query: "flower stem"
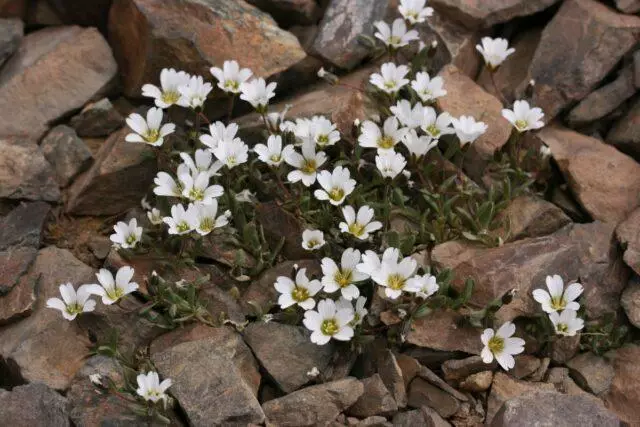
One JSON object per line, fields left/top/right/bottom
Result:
{"left": 226, "top": 95, "right": 236, "bottom": 124}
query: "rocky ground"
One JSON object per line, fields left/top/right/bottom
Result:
{"left": 1, "top": 0, "right": 640, "bottom": 426}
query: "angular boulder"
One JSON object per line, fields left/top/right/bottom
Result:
{"left": 430, "top": 0, "right": 560, "bottom": 29}
{"left": 0, "top": 382, "right": 69, "bottom": 426}
{"left": 487, "top": 372, "right": 556, "bottom": 424}
{"left": 40, "top": 125, "right": 93, "bottom": 187}
{"left": 616, "top": 207, "right": 640, "bottom": 275}
{"left": 69, "top": 98, "right": 124, "bottom": 138}
{"left": 607, "top": 97, "right": 640, "bottom": 160}
{"left": 0, "top": 201, "right": 50, "bottom": 251}
{"left": 0, "top": 17, "right": 22, "bottom": 67}
{"left": 491, "top": 195, "right": 571, "bottom": 242}
{"left": 603, "top": 345, "right": 640, "bottom": 425}
{"left": 406, "top": 309, "right": 483, "bottom": 355}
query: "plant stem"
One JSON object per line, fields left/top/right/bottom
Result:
{"left": 226, "top": 95, "right": 235, "bottom": 124}
{"left": 489, "top": 70, "right": 508, "bottom": 105}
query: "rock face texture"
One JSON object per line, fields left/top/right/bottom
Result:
{"left": 108, "top": 0, "right": 305, "bottom": 96}
{"left": 431, "top": 0, "right": 560, "bottom": 29}
{"left": 0, "top": 383, "right": 70, "bottom": 427}
{"left": 0, "top": 140, "right": 60, "bottom": 202}
{"left": 0, "top": 17, "right": 22, "bottom": 67}
{"left": 607, "top": 97, "right": 640, "bottom": 160}
{"left": 617, "top": 208, "right": 640, "bottom": 275}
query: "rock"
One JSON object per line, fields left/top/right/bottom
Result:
{"left": 529, "top": 357, "right": 550, "bottom": 382}
{"left": 431, "top": 222, "right": 629, "bottom": 323}
{"left": 567, "top": 65, "right": 636, "bottom": 127}
{"left": 617, "top": 207, "right": 640, "bottom": 276}
{"left": 545, "top": 367, "right": 595, "bottom": 398}
{"left": 69, "top": 98, "right": 124, "bottom": 138}
{"left": 66, "top": 128, "right": 157, "bottom": 215}
{"left": 566, "top": 352, "right": 615, "bottom": 396}
{"left": 621, "top": 278, "right": 640, "bottom": 328}
{"left": 0, "top": 18, "right": 22, "bottom": 67}
{"left": 430, "top": 0, "right": 559, "bottom": 29}
{"left": 199, "top": 285, "right": 246, "bottom": 324}
{"left": 520, "top": 0, "right": 640, "bottom": 120}
{"left": 416, "top": 365, "right": 468, "bottom": 402}
{"left": 615, "top": 0, "right": 640, "bottom": 14}
{"left": 549, "top": 335, "right": 580, "bottom": 364}
{"left": 491, "top": 195, "right": 571, "bottom": 242}
{"left": 0, "top": 382, "right": 69, "bottom": 426}
{"left": 459, "top": 371, "right": 493, "bottom": 392}
{"left": 0, "top": 252, "right": 37, "bottom": 325}
{"left": 109, "top": 0, "right": 305, "bottom": 97}
{"left": 0, "top": 26, "right": 117, "bottom": 138}
{"left": 0, "top": 140, "right": 60, "bottom": 202}
{"left": 246, "top": 0, "right": 321, "bottom": 27}
{"left": 356, "top": 416, "right": 392, "bottom": 427}
{"left": 151, "top": 324, "right": 264, "bottom": 426}
{"left": 255, "top": 201, "right": 309, "bottom": 260}
{"left": 243, "top": 321, "right": 335, "bottom": 393}
{"left": 45, "top": 0, "right": 112, "bottom": 31}
{"left": 512, "top": 355, "right": 541, "bottom": 380}
{"left": 436, "top": 64, "right": 512, "bottom": 180}
{"left": 442, "top": 356, "right": 496, "bottom": 383}
{"left": 40, "top": 125, "right": 93, "bottom": 188}
{"left": 376, "top": 349, "right": 408, "bottom": 409}
{"left": 406, "top": 309, "right": 483, "bottom": 355}
{"left": 0, "top": 246, "right": 36, "bottom": 295}
{"left": 487, "top": 372, "right": 556, "bottom": 424}
{"left": 395, "top": 353, "right": 421, "bottom": 389}
{"left": 603, "top": 345, "right": 640, "bottom": 424}
{"left": 407, "top": 377, "right": 460, "bottom": 418}
{"left": 348, "top": 374, "right": 398, "bottom": 418}
{"left": 538, "top": 126, "right": 640, "bottom": 223}
{"left": 263, "top": 378, "right": 363, "bottom": 426}
{"left": 607, "top": 97, "right": 640, "bottom": 160}
{"left": 0, "top": 201, "right": 50, "bottom": 251}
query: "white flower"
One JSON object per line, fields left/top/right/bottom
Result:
{"left": 390, "top": 100, "right": 425, "bottom": 129}
{"left": 451, "top": 116, "right": 488, "bottom": 146}
{"left": 240, "top": 78, "right": 277, "bottom": 110}
{"left": 339, "top": 205, "right": 383, "bottom": 240}
{"left": 352, "top": 296, "right": 368, "bottom": 326}
{"left": 356, "top": 248, "right": 401, "bottom": 277}
{"left": 480, "top": 322, "right": 525, "bottom": 371}
{"left": 549, "top": 309, "right": 584, "bottom": 337}
{"left": 85, "top": 266, "right": 139, "bottom": 305}
{"left": 179, "top": 170, "right": 224, "bottom": 204}
{"left": 285, "top": 117, "right": 312, "bottom": 145}
{"left": 411, "top": 72, "right": 447, "bottom": 103}
{"left": 303, "top": 298, "right": 355, "bottom": 345}
{"left": 200, "top": 122, "right": 239, "bottom": 151}
{"left": 476, "top": 37, "right": 515, "bottom": 70}
{"left": 539, "top": 145, "right": 551, "bottom": 158}
{"left": 532, "top": 275, "right": 583, "bottom": 314}
{"left": 267, "top": 104, "right": 292, "bottom": 132}
{"left": 399, "top": 0, "right": 434, "bottom": 24}
{"left": 180, "top": 149, "right": 223, "bottom": 177}
{"left": 110, "top": 218, "right": 142, "bottom": 249}
{"left": 163, "top": 204, "right": 197, "bottom": 235}
{"left": 314, "top": 166, "right": 356, "bottom": 206}
{"left": 403, "top": 129, "right": 438, "bottom": 158}
{"left": 421, "top": 108, "right": 454, "bottom": 140}
{"left": 321, "top": 248, "right": 368, "bottom": 300}
{"left": 210, "top": 60, "right": 252, "bottom": 94}
{"left": 192, "top": 201, "right": 230, "bottom": 235}
{"left": 406, "top": 274, "right": 439, "bottom": 299}
{"left": 89, "top": 373, "right": 103, "bottom": 386}
{"left": 370, "top": 249, "right": 418, "bottom": 299}
{"left": 309, "top": 116, "right": 340, "bottom": 147}
{"left": 307, "top": 367, "right": 320, "bottom": 377}
{"left": 178, "top": 75, "right": 213, "bottom": 109}
{"left": 274, "top": 268, "right": 322, "bottom": 310}
{"left": 370, "top": 63, "right": 410, "bottom": 94}
{"left": 302, "top": 229, "right": 326, "bottom": 251}
{"left": 147, "top": 208, "right": 163, "bottom": 225}
{"left": 254, "top": 135, "right": 286, "bottom": 167}
{"left": 46, "top": 283, "right": 96, "bottom": 321}
{"left": 153, "top": 171, "right": 182, "bottom": 198}
{"left": 142, "top": 68, "right": 191, "bottom": 109}
{"left": 125, "top": 108, "right": 175, "bottom": 147}
{"left": 376, "top": 151, "right": 407, "bottom": 179}
{"left": 374, "top": 18, "right": 419, "bottom": 49}
{"left": 136, "top": 372, "right": 172, "bottom": 404}
{"left": 358, "top": 116, "right": 408, "bottom": 153}
{"left": 285, "top": 141, "right": 328, "bottom": 187}
{"left": 501, "top": 100, "right": 545, "bottom": 132}
{"left": 212, "top": 137, "right": 249, "bottom": 169}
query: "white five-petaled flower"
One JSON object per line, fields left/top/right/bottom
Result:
{"left": 399, "top": 0, "right": 434, "bottom": 24}
{"left": 390, "top": 100, "right": 425, "bottom": 129}
{"left": 314, "top": 166, "right": 356, "bottom": 206}
{"left": 180, "top": 149, "right": 223, "bottom": 178}
{"left": 274, "top": 268, "right": 322, "bottom": 310}
{"left": 476, "top": 37, "right": 515, "bottom": 70}
{"left": 212, "top": 137, "right": 249, "bottom": 169}
{"left": 407, "top": 274, "right": 439, "bottom": 299}
{"left": 210, "top": 60, "right": 253, "bottom": 94}
{"left": 110, "top": 218, "right": 143, "bottom": 249}
{"left": 370, "top": 63, "right": 410, "bottom": 94}
{"left": 356, "top": 247, "right": 401, "bottom": 278}
{"left": 178, "top": 75, "right": 212, "bottom": 109}
{"left": 411, "top": 72, "right": 447, "bottom": 103}
{"left": 532, "top": 275, "right": 583, "bottom": 314}
{"left": 192, "top": 201, "right": 230, "bottom": 236}
{"left": 85, "top": 266, "right": 139, "bottom": 305}
{"left": 358, "top": 116, "right": 408, "bottom": 153}
{"left": 136, "top": 372, "right": 172, "bottom": 404}
{"left": 46, "top": 283, "right": 96, "bottom": 321}
{"left": 309, "top": 116, "right": 341, "bottom": 147}
{"left": 142, "top": 68, "right": 191, "bottom": 109}
{"left": 403, "top": 129, "right": 439, "bottom": 158}
{"left": 549, "top": 309, "right": 584, "bottom": 337}
{"left": 421, "top": 108, "right": 454, "bottom": 140}
{"left": 339, "top": 205, "right": 383, "bottom": 240}
{"left": 370, "top": 249, "right": 418, "bottom": 299}
{"left": 147, "top": 208, "right": 163, "bottom": 225}
{"left": 302, "top": 229, "right": 326, "bottom": 251}
{"left": 200, "top": 122, "right": 239, "bottom": 151}
{"left": 303, "top": 298, "right": 355, "bottom": 345}
{"left": 125, "top": 108, "right": 175, "bottom": 147}
{"left": 351, "top": 296, "right": 368, "bottom": 326}
{"left": 163, "top": 204, "right": 197, "bottom": 235}
{"left": 285, "top": 141, "right": 328, "bottom": 187}
{"left": 451, "top": 115, "right": 488, "bottom": 146}
{"left": 321, "top": 248, "right": 368, "bottom": 300}
{"left": 153, "top": 168, "right": 186, "bottom": 198}
{"left": 254, "top": 135, "right": 287, "bottom": 167}
{"left": 376, "top": 151, "right": 407, "bottom": 179}
{"left": 501, "top": 100, "right": 545, "bottom": 132}
{"left": 179, "top": 170, "right": 224, "bottom": 204}
{"left": 267, "top": 104, "right": 292, "bottom": 133}
{"left": 240, "top": 78, "right": 277, "bottom": 111}
{"left": 480, "top": 322, "right": 525, "bottom": 371}
{"left": 374, "top": 18, "right": 419, "bottom": 49}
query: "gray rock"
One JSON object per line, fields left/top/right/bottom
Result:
{"left": 617, "top": 206, "right": 640, "bottom": 276}
{"left": 0, "top": 201, "right": 50, "bottom": 251}
{"left": 488, "top": 373, "right": 556, "bottom": 424}
{"left": 312, "top": 0, "right": 387, "bottom": 69}
{"left": 0, "top": 18, "right": 22, "bottom": 67}
{"left": 442, "top": 356, "right": 495, "bottom": 383}
{"left": 549, "top": 335, "right": 580, "bottom": 364}
{"left": 615, "top": 0, "right": 640, "bottom": 14}
{"left": 621, "top": 277, "right": 640, "bottom": 328}
{"left": 262, "top": 378, "right": 364, "bottom": 426}
{"left": 430, "top": 0, "right": 559, "bottom": 29}
{"left": 407, "top": 377, "right": 460, "bottom": 418}
{"left": 512, "top": 355, "right": 541, "bottom": 380}
{"left": 347, "top": 374, "right": 398, "bottom": 418}
{"left": 69, "top": 98, "right": 124, "bottom": 137}
{"left": 567, "top": 352, "right": 615, "bottom": 396}
{"left": 392, "top": 408, "right": 451, "bottom": 427}
{"left": 607, "top": 97, "right": 640, "bottom": 160}
{"left": 545, "top": 367, "right": 600, "bottom": 399}
{"left": 0, "top": 246, "right": 36, "bottom": 295}
{"left": 377, "top": 349, "right": 408, "bottom": 409}
{"left": 0, "top": 382, "right": 69, "bottom": 426}
{"left": 41, "top": 125, "right": 93, "bottom": 187}
{"left": 417, "top": 365, "right": 467, "bottom": 402}
{"left": 0, "top": 254, "right": 36, "bottom": 325}
{"left": 356, "top": 415, "right": 393, "bottom": 427}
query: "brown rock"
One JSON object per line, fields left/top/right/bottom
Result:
{"left": 199, "top": 285, "right": 245, "bottom": 324}
{"left": 512, "top": 355, "right": 541, "bottom": 380}
{"left": 0, "top": 0, "right": 27, "bottom": 19}
{"left": 392, "top": 409, "right": 450, "bottom": 427}
{"left": 430, "top": 0, "right": 559, "bottom": 29}
{"left": 407, "top": 309, "right": 484, "bottom": 355}
{"left": 567, "top": 352, "right": 615, "bottom": 396}
{"left": 603, "top": 345, "right": 640, "bottom": 424}
{"left": 246, "top": 0, "right": 321, "bottom": 27}
{"left": 109, "top": 0, "right": 305, "bottom": 96}
{"left": 0, "top": 382, "right": 70, "bottom": 426}
{"left": 407, "top": 377, "right": 460, "bottom": 418}
{"left": 69, "top": 98, "right": 124, "bottom": 138}
{"left": 528, "top": 357, "right": 550, "bottom": 382}
{"left": 40, "top": 125, "right": 93, "bottom": 187}
{"left": 545, "top": 367, "right": 597, "bottom": 398}
{"left": 538, "top": 126, "right": 640, "bottom": 223}
{"left": 617, "top": 206, "right": 640, "bottom": 277}
{"left": 0, "top": 140, "right": 60, "bottom": 202}
{"left": 0, "top": 246, "right": 36, "bottom": 295}
{"left": 607, "top": 97, "right": 640, "bottom": 160}
{"left": 615, "top": 0, "right": 640, "bottom": 14}
{"left": 521, "top": 0, "right": 640, "bottom": 119}
{"left": 347, "top": 374, "right": 398, "bottom": 418}
{"left": 376, "top": 349, "right": 408, "bottom": 409}
{"left": 487, "top": 372, "right": 555, "bottom": 424}
{"left": 0, "top": 18, "right": 22, "bottom": 67}
{"left": 442, "top": 356, "right": 496, "bottom": 383}
{"left": 255, "top": 201, "right": 309, "bottom": 260}
{"left": 395, "top": 353, "right": 421, "bottom": 389}
{"left": 417, "top": 365, "right": 468, "bottom": 402}
{"left": 0, "top": 201, "right": 50, "bottom": 251}
{"left": 0, "top": 26, "right": 117, "bottom": 138}
{"left": 621, "top": 277, "right": 640, "bottom": 328}
{"left": 459, "top": 371, "right": 493, "bottom": 392}
{"left": 0, "top": 254, "right": 37, "bottom": 325}
{"left": 549, "top": 335, "right": 581, "bottom": 364}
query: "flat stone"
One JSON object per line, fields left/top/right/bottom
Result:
{"left": 376, "top": 349, "right": 408, "bottom": 409}
{"left": 255, "top": 201, "right": 310, "bottom": 260}
{"left": 0, "top": 382, "right": 69, "bottom": 426}
{"left": 347, "top": 374, "right": 398, "bottom": 418}
{"left": 615, "top": 0, "right": 640, "bottom": 14}
{"left": 407, "top": 309, "right": 484, "bottom": 355}
{"left": 417, "top": 365, "right": 468, "bottom": 402}
{"left": 512, "top": 355, "right": 541, "bottom": 380}
{"left": 0, "top": 140, "right": 60, "bottom": 202}
{"left": 243, "top": 321, "right": 335, "bottom": 393}
{"left": 0, "top": 201, "right": 50, "bottom": 251}
{"left": 487, "top": 372, "right": 556, "bottom": 425}
{"left": 520, "top": 0, "right": 640, "bottom": 119}
{"left": 617, "top": 207, "right": 640, "bottom": 276}
{"left": 246, "top": 0, "right": 321, "bottom": 27}
{"left": 607, "top": 97, "right": 640, "bottom": 160}
{"left": 621, "top": 277, "right": 640, "bottom": 328}
{"left": 69, "top": 98, "right": 124, "bottom": 138}
{"left": 442, "top": 356, "right": 496, "bottom": 384}
{"left": 0, "top": 26, "right": 117, "bottom": 138}
{"left": 109, "top": 0, "right": 305, "bottom": 96}
{"left": 0, "top": 261, "right": 36, "bottom": 325}
{"left": 66, "top": 128, "right": 157, "bottom": 215}
{"left": 312, "top": 0, "right": 387, "bottom": 69}
{"left": 355, "top": 415, "right": 392, "bottom": 427}
{"left": 430, "top": 0, "right": 560, "bottom": 29}
{"left": 603, "top": 345, "right": 640, "bottom": 425}
{"left": 566, "top": 352, "right": 615, "bottom": 396}
{"left": 407, "top": 377, "right": 460, "bottom": 419}
{"left": 395, "top": 353, "right": 421, "bottom": 389}
{"left": 548, "top": 335, "right": 580, "bottom": 364}
{"left": 40, "top": 125, "right": 93, "bottom": 187}
{"left": 528, "top": 357, "right": 550, "bottom": 382}
{"left": 0, "top": 18, "right": 22, "bottom": 67}
{"left": 538, "top": 126, "right": 640, "bottom": 223}
{"left": 151, "top": 324, "right": 264, "bottom": 426}
{"left": 199, "top": 285, "right": 246, "bottom": 324}
{"left": 0, "top": 246, "right": 36, "bottom": 295}
{"left": 263, "top": 378, "right": 364, "bottom": 426}
{"left": 545, "top": 367, "right": 597, "bottom": 398}
{"left": 459, "top": 371, "right": 493, "bottom": 392}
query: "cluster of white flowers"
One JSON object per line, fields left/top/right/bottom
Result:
{"left": 533, "top": 275, "right": 585, "bottom": 336}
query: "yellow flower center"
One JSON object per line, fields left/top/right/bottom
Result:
{"left": 317, "top": 134, "right": 329, "bottom": 146}
{"left": 329, "top": 187, "right": 345, "bottom": 202}
{"left": 125, "top": 234, "right": 137, "bottom": 245}
{"left": 557, "top": 323, "right": 568, "bottom": 333}
{"left": 321, "top": 318, "right": 339, "bottom": 336}
{"left": 348, "top": 222, "right": 365, "bottom": 237}
{"left": 161, "top": 90, "right": 180, "bottom": 105}
{"left": 515, "top": 119, "right": 528, "bottom": 131}
{"left": 301, "top": 159, "right": 317, "bottom": 174}
{"left": 426, "top": 124, "right": 440, "bottom": 137}
{"left": 224, "top": 80, "right": 239, "bottom": 91}
{"left": 488, "top": 336, "right": 505, "bottom": 354}
{"left": 176, "top": 221, "right": 191, "bottom": 233}
{"left": 550, "top": 296, "right": 566, "bottom": 311}
{"left": 378, "top": 135, "right": 395, "bottom": 149}
{"left": 188, "top": 187, "right": 204, "bottom": 201}
{"left": 291, "top": 286, "right": 310, "bottom": 302}
{"left": 334, "top": 269, "right": 353, "bottom": 288}
{"left": 106, "top": 286, "right": 125, "bottom": 301}
{"left": 387, "top": 274, "right": 405, "bottom": 290}
{"left": 306, "top": 239, "right": 320, "bottom": 248}
{"left": 143, "top": 128, "right": 160, "bottom": 144}
{"left": 65, "top": 302, "right": 83, "bottom": 316}
{"left": 227, "top": 156, "right": 237, "bottom": 167}
{"left": 384, "top": 81, "right": 397, "bottom": 90}
{"left": 388, "top": 36, "right": 402, "bottom": 45}
{"left": 199, "top": 217, "right": 214, "bottom": 233}
{"left": 269, "top": 154, "right": 281, "bottom": 163}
